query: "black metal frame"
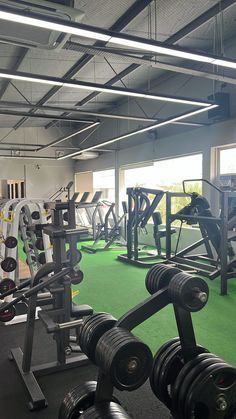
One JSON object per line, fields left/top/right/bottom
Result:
{"left": 118, "top": 187, "right": 166, "bottom": 267}
{"left": 93, "top": 283, "right": 199, "bottom": 405}
{"left": 81, "top": 201, "right": 127, "bottom": 253}
{"left": 165, "top": 180, "right": 236, "bottom": 295}
{"left": 9, "top": 200, "right": 92, "bottom": 410}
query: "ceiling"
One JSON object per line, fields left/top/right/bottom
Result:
{"left": 0, "top": 0, "right": 235, "bottom": 158}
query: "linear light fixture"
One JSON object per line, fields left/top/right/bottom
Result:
{"left": 38, "top": 121, "right": 100, "bottom": 152}
{"left": 0, "top": 155, "right": 56, "bottom": 160}
{"left": 0, "top": 5, "right": 236, "bottom": 70}
{"left": 58, "top": 104, "right": 218, "bottom": 160}
{"left": 0, "top": 69, "right": 213, "bottom": 107}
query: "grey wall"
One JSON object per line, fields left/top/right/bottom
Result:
{"left": 0, "top": 158, "right": 75, "bottom": 199}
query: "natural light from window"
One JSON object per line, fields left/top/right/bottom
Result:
{"left": 93, "top": 169, "right": 115, "bottom": 202}
{"left": 220, "top": 147, "right": 236, "bottom": 174}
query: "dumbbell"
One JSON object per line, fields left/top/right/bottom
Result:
{"left": 0, "top": 256, "right": 17, "bottom": 272}
{"left": 0, "top": 236, "right": 18, "bottom": 249}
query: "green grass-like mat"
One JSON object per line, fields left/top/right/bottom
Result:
{"left": 19, "top": 239, "right": 236, "bottom": 364}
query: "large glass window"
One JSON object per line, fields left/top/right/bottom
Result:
{"left": 154, "top": 154, "right": 203, "bottom": 220}
{"left": 120, "top": 154, "right": 203, "bottom": 221}
{"left": 93, "top": 169, "right": 115, "bottom": 202}
{"left": 220, "top": 147, "right": 236, "bottom": 174}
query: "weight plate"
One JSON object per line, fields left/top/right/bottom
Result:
{"left": 157, "top": 344, "right": 208, "bottom": 409}
{"left": 59, "top": 381, "right": 97, "bottom": 419}
{"left": 150, "top": 338, "right": 180, "bottom": 395}
{"left": 71, "top": 270, "right": 84, "bottom": 285}
{"left": 185, "top": 362, "right": 233, "bottom": 419}
{"left": 153, "top": 266, "right": 181, "bottom": 293}
{"left": 151, "top": 341, "right": 181, "bottom": 405}
{"left": 80, "top": 402, "right": 130, "bottom": 419}
{"left": 178, "top": 356, "right": 224, "bottom": 417}
{"left": 1, "top": 257, "right": 17, "bottom": 272}
{"left": 79, "top": 313, "right": 117, "bottom": 363}
{"left": 31, "top": 211, "right": 40, "bottom": 220}
{"left": 95, "top": 327, "right": 153, "bottom": 391}
{"left": 0, "top": 278, "right": 15, "bottom": 297}
{"left": 5, "top": 236, "right": 18, "bottom": 249}
{"left": 169, "top": 274, "right": 209, "bottom": 312}
{"left": 145, "top": 264, "right": 167, "bottom": 294}
{"left": 172, "top": 352, "right": 213, "bottom": 414}
{"left": 67, "top": 249, "right": 82, "bottom": 264}
{"left": 0, "top": 305, "right": 15, "bottom": 322}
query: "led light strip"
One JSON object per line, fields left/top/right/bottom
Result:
{"left": 0, "top": 7, "right": 236, "bottom": 69}
{"left": 38, "top": 121, "right": 100, "bottom": 152}
{"left": 0, "top": 69, "right": 212, "bottom": 107}
{"left": 0, "top": 155, "right": 56, "bottom": 160}
{"left": 58, "top": 104, "right": 218, "bottom": 160}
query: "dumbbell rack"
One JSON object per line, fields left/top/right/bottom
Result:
{"left": 9, "top": 200, "right": 93, "bottom": 411}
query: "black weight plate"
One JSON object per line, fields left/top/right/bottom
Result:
{"left": 178, "top": 356, "right": 224, "bottom": 417}
{"left": 146, "top": 265, "right": 167, "bottom": 294}
{"left": 67, "top": 249, "right": 82, "bottom": 264}
{"left": 1, "top": 257, "right": 17, "bottom": 272}
{"left": 185, "top": 362, "right": 232, "bottom": 419}
{"left": 0, "top": 305, "right": 16, "bottom": 322}
{"left": 154, "top": 266, "right": 181, "bottom": 292}
{"left": 59, "top": 381, "right": 97, "bottom": 419}
{"left": 71, "top": 270, "right": 84, "bottom": 285}
{"left": 80, "top": 402, "right": 130, "bottom": 419}
{"left": 79, "top": 313, "right": 117, "bottom": 363}
{"left": 5, "top": 236, "right": 18, "bottom": 249}
{"left": 158, "top": 344, "right": 208, "bottom": 409}
{"left": 172, "top": 352, "right": 212, "bottom": 414}
{"left": 151, "top": 341, "right": 181, "bottom": 404}
{"left": 31, "top": 211, "right": 40, "bottom": 220}
{"left": 0, "top": 278, "right": 15, "bottom": 296}
{"left": 150, "top": 338, "right": 180, "bottom": 395}
{"left": 96, "top": 327, "right": 153, "bottom": 391}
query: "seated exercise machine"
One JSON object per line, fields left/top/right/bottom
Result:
{"left": 166, "top": 178, "right": 236, "bottom": 295}
{"left": 118, "top": 187, "right": 175, "bottom": 267}
{"left": 59, "top": 264, "right": 236, "bottom": 418}
{"left": 81, "top": 200, "right": 127, "bottom": 253}
{"left": 0, "top": 199, "right": 93, "bottom": 410}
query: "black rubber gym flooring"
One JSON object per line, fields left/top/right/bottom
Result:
{"left": 0, "top": 321, "right": 169, "bottom": 419}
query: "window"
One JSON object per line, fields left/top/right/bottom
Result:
{"left": 93, "top": 169, "right": 115, "bottom": 202}
{"left": 120, "top": 154, "right": 203, "bottom": 222}
{"left": 154, "top": 154, "right": 203, "bottom": 221}
{"left": 220, "top": 147, "right": 236, "bottom": 174}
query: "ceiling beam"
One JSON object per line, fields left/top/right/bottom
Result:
{"left": 9, "top": 0, "right": 153, "bottom": 130}
{"left": 0, "top": 100, "right": 157, "bottom": 122}
{"left": 0, "top": 108, "right": 96, "bottom": 123}
{"left": 46, "top": 0, "right": 236, "bottom": 130}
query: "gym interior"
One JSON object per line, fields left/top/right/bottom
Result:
{"left": 0, "top": 1, "right": 236, "bottom": 418}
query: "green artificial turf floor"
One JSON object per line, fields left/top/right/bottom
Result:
{"left": 18, "top": 239, "right": 236, "bottom": 365}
